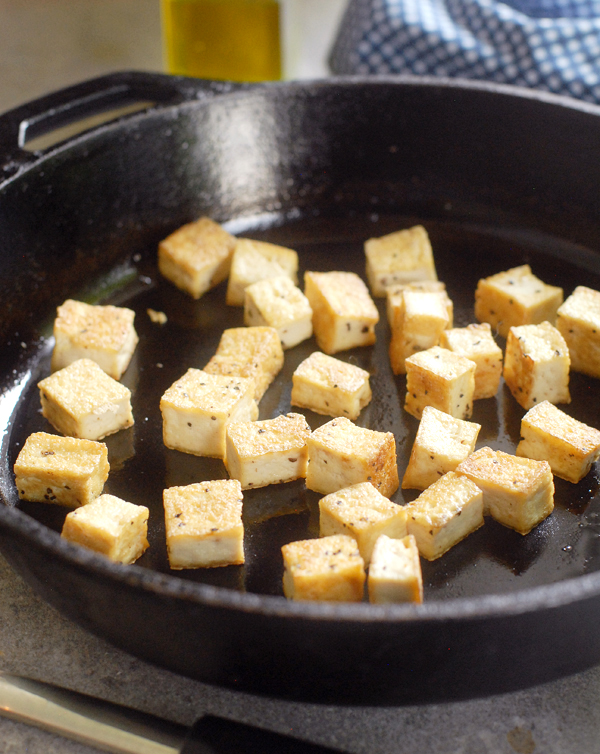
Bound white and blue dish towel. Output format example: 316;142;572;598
330;0;600;102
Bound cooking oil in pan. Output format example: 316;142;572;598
161;0;281;82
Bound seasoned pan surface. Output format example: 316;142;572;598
3;74;600;704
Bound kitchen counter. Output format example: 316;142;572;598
1;1;600;752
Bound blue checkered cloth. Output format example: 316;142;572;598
329;0;600;102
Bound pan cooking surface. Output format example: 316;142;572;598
9;212;600;602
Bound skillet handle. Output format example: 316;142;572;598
0;71;248;178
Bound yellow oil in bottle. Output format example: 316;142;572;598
161;0;281;82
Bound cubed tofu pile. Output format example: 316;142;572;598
13;216;600;607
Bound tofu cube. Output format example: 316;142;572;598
404;471;484;560
281;534;365;601
305;416;399;498
163;480;244;569
364;225;437;297
290;351;372;421
439;323;503;400
388;290;450;375
517;400;600;483
386;281;453;327
160;369;258;459
14;432;109;507
158;216;236;299
304;271;379;354
226;237;298;306
61;494;149;564
368;534;423;604
404;346;476;420
203;326;284;402
319;482;408;564
474;264;563;338
556;286;600;378
503;321;571;410
225;412;311;490
51;299;138;380
402;405;481;491
244;276;313;349
456;446;554;534
38;359;133;441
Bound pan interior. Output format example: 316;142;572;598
6;209;600;603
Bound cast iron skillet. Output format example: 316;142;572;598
1;72;600;705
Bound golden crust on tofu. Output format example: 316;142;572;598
404;471;484;561
163;480;244;569
306;416;399;498
364;225;437;297
474;264;563;338
503;321;571;410
51;299;138;380
226;237;298;306
225;412;311;489
61;493;149;564
388;289;450;375
281;534;365;601
39;358;133;441
404;346;476;420
203;326;284;402
456;446;554;535
243;276;313;349
304;271;379;354
158;216;236;299
14;432;109;507
386;281;452;327
160;369;258;459
556;285;600;378
517;401;600;483
290;351;372;421
368;534;423;604
402;406;481;491
440;322;503;400
319;482;407;564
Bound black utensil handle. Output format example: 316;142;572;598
0;71;248;176
183;715;342;754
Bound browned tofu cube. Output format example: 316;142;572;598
503;322;571;410
388;290;450;375
474;264;563;338
556;286;600;378
319;482;408;564
440;322;503;400
456;446;554;535
368;534;423;604
226;237;298;306
306;417;399;498
225;412;311;490
51;299;138;380
290;351;372;421
14;432;109;507
517;401;600;483
158;216;236;299
203;326;284;402
61;494;149;564
404;346;476;420
282;534;365;601
404;472;484;560
402;406;481;491
38;358;133;441
364;225;437;297
163;480;244;569
386;281;453;328
304;271;379;354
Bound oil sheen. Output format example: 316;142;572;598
161;0;281;82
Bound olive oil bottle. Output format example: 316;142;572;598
161;0;281;82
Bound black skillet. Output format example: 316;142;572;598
1;71;600;706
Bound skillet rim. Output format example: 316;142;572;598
2;72;600;626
